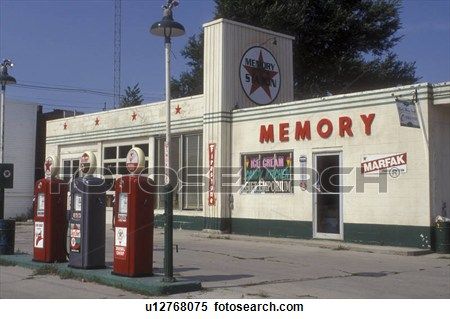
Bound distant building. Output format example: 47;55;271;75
4;100;39;219
4;101;83;219
35;107;83;181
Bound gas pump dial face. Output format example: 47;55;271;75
79;151;97;175
44;155;59;178
118;193;128;222
37;193;45;216
72;194;82;220
119;193;128;215
126;147;145;174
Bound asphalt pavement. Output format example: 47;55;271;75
1;223;449;298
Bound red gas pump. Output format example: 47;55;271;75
112;147;155;277
33;155;68;262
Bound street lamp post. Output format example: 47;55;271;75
150;0;185;282
0;59;16;221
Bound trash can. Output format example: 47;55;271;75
435;221;450;254
0;219;15;255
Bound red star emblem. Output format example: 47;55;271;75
131;112;137;121
175;105;181;114
243;50;278;99
95;117;100;126
63;122;67;130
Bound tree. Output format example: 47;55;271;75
119;83;144;108
172;0;418;99
171;33;204;99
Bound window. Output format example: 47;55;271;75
118;145;130;159
62;159;80;182
241;152;294;194
135;143;149;157
104;147;116;160
182;134;203;210
155;133;203;210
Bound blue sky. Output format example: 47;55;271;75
0;0;449;113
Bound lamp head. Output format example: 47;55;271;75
150;0;185;39
0;59;16;86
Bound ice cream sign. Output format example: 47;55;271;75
361;153;407;177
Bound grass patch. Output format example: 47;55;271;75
296;294;318;299
59;270;84;280
207;234;230;240
246;291;270;298
32;264;59;276
0;258;17;266
333;245;350;251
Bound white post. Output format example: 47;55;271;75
164;40;171;183
163;37;174;281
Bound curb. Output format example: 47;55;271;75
193;232;433;256
0;254;202;296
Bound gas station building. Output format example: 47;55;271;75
45;19;450;248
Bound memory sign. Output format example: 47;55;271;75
240;46;280;105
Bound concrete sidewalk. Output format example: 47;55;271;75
195;231;432;256
0;253;201;296
1;223;449;298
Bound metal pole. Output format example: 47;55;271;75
0;85;5;163
164;183;173;280
163;36;174;282
0;85;5;220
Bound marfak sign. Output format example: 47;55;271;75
361;153;407;176
259;114;376;143
240;46;280;105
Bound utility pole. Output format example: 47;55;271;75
114;0;122;108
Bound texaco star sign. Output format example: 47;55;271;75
240;46;280;105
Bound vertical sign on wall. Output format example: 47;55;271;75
208;143;216;206
299;155;307;191
164;142;169;184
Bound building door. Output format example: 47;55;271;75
313;152;343;240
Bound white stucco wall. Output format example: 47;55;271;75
429;82;450;222
231;84;433;228
46;94;204;147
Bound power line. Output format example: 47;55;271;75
13;83;116;97
10;82;164;100
8;94;106;111
114;0;122;108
